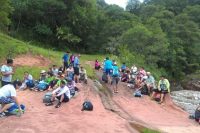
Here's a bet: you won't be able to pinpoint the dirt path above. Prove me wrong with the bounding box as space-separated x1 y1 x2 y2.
0 81 134 133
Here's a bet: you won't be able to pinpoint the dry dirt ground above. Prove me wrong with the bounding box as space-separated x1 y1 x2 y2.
0 58 200 133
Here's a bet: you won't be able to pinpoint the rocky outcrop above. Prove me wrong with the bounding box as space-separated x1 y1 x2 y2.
181 73 200 91
171 90 200 115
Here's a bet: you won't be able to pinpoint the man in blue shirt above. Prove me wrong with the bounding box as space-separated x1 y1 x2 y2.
121 63 126 73
1 59 14 87
62 51 69 72
104 57 113 83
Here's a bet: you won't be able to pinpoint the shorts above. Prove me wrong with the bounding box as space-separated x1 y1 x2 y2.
105 69 112 75
74 67 79 75
0 97 14 104
112 76 119 85
56 94 69 103
153 89 168 94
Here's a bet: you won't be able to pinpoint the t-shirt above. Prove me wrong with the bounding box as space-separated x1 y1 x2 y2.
62 53 69 62
52 68 58 76
53 86 71 99
73 57 79 67
0 84 16 97
1 65 13 82
121 64 126 70
56 79 67 86
104 60 113 69
25 74 33 83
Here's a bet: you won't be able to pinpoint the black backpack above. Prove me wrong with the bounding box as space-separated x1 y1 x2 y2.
195 106 200 121
102 73 108 83
81 100 93 111
141 85 149 95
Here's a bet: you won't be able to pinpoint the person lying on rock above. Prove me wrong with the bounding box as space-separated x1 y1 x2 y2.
45 80 70 108
151 75 170 104
0 80 23 117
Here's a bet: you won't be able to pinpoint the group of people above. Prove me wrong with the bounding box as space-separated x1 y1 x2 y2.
98 57 170 104
0 52 89 117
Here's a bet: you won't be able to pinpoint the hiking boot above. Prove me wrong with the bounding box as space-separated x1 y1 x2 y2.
55 102 61 108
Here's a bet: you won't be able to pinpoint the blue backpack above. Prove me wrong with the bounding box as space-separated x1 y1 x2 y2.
112 66 119 76
7 103 25 115
37 82 48 91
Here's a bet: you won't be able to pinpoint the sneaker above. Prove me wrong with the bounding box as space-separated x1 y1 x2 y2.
0 112 6 118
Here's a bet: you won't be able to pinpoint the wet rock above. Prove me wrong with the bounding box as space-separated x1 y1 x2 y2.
171 90 200 114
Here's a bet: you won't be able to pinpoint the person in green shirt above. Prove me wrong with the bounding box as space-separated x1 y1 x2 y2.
151 75 170 104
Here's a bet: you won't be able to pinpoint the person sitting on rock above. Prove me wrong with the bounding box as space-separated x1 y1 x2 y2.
95 59 101 70
79 66 87 84
143 72 155 94
66 65 74 81
45 80 70 108
52 65 59 77
67 79 79 97
20 71 34 90
151 75 170 104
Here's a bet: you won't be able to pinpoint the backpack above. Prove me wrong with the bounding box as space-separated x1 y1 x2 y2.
81 100 93 111
113 66 119 76
37 82 48 91
102 73 108 83
195 106 200 121
43 92 52 103
6 103 25 115
141 85 149 95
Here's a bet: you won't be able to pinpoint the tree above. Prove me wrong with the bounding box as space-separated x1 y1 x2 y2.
0 0 13 29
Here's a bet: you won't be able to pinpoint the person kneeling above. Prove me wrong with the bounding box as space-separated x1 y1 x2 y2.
0 80 23 117
45 80 70 108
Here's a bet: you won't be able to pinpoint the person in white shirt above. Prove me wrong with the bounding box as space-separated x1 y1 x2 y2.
52 65 58 76
1 59 14 86
0 81 22 117
45 80 70 108
20 71 33 90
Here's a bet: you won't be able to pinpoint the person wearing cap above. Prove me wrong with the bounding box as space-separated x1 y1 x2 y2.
0 81 22 117
39 70 47 81
62 51 70 72
1 59 14 87
45 80 70 108
111 62 120 93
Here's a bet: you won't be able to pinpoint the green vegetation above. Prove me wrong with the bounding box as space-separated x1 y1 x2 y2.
142 128 160 133
0 33 106 80
0 0 199 80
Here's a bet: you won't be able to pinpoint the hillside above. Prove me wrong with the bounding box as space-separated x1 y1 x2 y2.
0 34 200 133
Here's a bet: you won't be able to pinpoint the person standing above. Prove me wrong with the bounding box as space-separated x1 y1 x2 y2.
73 54 80 83
62 51 69 72
111 62 120 93
1 59 14 87
104 57 113 83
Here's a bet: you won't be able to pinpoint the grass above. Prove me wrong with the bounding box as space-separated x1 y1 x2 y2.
142 128 160 133
0 33 107 80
